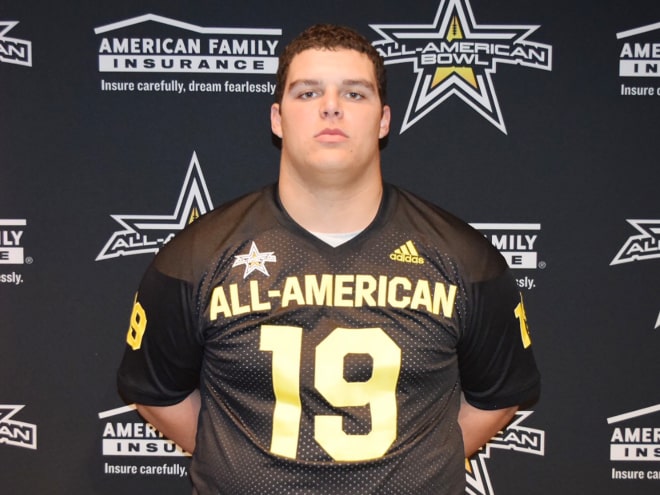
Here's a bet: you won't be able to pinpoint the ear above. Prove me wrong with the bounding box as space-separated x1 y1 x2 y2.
379 105 391 139
271 103 282 138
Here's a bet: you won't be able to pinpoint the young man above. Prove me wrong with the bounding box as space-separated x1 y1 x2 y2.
117 24 540 494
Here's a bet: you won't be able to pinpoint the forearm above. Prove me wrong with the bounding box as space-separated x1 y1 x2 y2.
135 389 201 454
458 395 518 457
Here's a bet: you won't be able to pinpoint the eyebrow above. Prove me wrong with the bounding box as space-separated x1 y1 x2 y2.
287 79 320 91
287 79 376 92
343 79 377 92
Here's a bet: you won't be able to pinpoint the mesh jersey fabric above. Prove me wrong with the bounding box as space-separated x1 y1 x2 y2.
117 183 540 494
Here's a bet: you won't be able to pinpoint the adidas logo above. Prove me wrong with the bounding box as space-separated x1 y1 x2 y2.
390 240 425 264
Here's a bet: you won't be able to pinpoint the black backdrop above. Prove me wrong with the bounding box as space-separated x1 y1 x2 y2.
1 1 658 493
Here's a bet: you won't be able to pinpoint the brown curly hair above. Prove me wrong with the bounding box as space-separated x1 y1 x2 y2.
274 23 387 104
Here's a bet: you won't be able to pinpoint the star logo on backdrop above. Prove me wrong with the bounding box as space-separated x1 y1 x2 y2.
610 219 660 265
0 405 37 450
370 0 552 133
233 242 277 278
0 21 32 67
96 151 213 260
465 411 545 494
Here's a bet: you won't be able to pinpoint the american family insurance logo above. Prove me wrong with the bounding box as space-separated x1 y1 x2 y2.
1 219 31 286
471 223 544 290
608 404 660 481
466 411 544 495
0 219 26 265
370 0 552 134
99 404 189 458
99 404 189 478
94 13 281 74
617 21 660 96
618 21 660 78
0 405 37 450
96 152 213 261
0 21 32 67
610 219 660 265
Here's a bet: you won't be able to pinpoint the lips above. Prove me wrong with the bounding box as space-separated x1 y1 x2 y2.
315 128 348 138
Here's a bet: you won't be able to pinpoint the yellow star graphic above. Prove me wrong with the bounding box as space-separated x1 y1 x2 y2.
432 15 478 89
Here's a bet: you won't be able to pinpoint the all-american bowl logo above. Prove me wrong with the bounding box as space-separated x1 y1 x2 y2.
611 219 660 265
370 0 552 134
466 411 544 495
0 21 32 67
0 405 37 450
96 152 213 261
94 13 281 75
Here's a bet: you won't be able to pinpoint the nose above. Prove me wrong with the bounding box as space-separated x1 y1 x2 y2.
320 90 343 119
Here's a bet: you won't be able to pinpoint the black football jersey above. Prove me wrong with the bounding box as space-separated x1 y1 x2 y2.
117 183 540 494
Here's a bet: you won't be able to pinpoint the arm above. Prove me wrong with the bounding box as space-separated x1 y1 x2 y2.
456 269 540 457
458 394 518 457
135 389 201 454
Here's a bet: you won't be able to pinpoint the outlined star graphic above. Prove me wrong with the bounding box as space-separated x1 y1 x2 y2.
0 21 32 67
610 219 660 265
96 151 213 260
465 411 544 494
0 405 37 449
371 0 552 133
233 241 277 278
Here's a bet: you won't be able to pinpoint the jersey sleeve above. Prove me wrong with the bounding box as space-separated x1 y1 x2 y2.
116 263 204 406
457 268 540 410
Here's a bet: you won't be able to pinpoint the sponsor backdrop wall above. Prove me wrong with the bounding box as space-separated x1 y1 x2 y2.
1 0 658 493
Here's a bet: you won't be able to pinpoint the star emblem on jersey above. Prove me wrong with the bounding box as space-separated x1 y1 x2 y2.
370 0 552 133
233 242 277 278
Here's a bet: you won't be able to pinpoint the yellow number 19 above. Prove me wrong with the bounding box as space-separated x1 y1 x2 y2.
259 326 401 462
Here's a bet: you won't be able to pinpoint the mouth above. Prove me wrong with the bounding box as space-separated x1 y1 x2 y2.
315 128 348 139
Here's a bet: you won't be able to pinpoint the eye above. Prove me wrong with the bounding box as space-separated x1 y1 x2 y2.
345 91 364 100
298 90 318 100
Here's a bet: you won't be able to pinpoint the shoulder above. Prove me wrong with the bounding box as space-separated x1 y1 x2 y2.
388 185 507 282
151 185 277 281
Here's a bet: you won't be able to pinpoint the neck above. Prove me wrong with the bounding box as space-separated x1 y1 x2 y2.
278 168 383 233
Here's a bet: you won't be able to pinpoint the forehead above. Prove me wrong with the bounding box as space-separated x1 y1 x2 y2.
286 48 377 85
